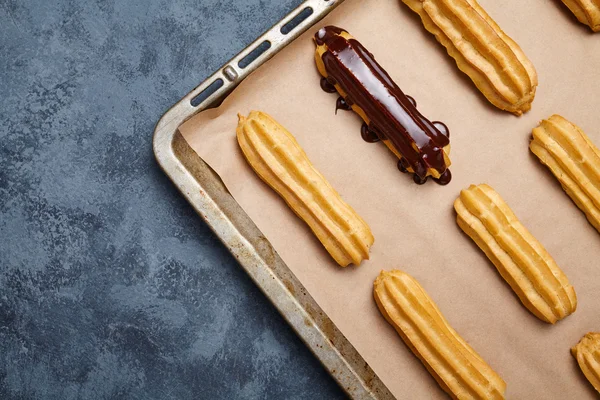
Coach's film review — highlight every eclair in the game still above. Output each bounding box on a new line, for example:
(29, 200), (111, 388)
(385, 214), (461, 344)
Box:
(560, 0), (600, 32)
(530, 115), (600, 234)
(374, 270), (506, 399)
(572, 333), (600, 393)
(314, 26), (452, 185)
(400, 0), (538, 115)
(237, 111), (374, 267)
(454, 184), (577, 324)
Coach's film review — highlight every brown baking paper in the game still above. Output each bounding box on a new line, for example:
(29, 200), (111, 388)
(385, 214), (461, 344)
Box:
(180, 0), (600, 398)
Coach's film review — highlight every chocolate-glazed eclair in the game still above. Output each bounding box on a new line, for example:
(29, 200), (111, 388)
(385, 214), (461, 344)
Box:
(314, 26), (452, 185)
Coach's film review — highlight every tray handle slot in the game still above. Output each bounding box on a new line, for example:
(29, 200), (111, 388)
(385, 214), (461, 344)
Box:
(238, 40), (272, 69)
(190, 78), (224, 107)
(281, 6), (315, 35)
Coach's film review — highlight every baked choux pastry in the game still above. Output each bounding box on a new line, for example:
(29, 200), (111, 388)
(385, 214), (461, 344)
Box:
(454, 184), (577, 323)
(237, 111), (374, 267)
(374, 269), (506, 399)
(530, 115), (600, 234)
(560, 0), (600, 32)
(400, 0), (538, 115)
(572, 332), (600, 393)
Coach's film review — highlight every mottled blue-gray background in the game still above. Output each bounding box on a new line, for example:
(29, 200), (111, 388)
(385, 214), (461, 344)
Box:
(0, 0), (346, 398)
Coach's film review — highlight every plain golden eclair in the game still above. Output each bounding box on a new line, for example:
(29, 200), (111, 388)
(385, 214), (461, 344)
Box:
(560, 0), (600, 32)
(400, 0), (538, 115)
(530, 115), (600, 234)
(236, 111), (374, 267)
(572, 332), (600, 393)
(454, 184), (577, 323)
(374, 270), (506, 400)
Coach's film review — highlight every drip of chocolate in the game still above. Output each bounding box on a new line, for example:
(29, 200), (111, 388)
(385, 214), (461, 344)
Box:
(361, 123), (380, 143)
(320, 77), (337, 93)
(335, 97), (352, 113)
(397, 158), (409, 173)
(435, 169), (452, 186)
(315, 26), (451, 185)
(399, 159), (451, 185)
(413, 174), (428, 185)
(433, 121), (449, 138)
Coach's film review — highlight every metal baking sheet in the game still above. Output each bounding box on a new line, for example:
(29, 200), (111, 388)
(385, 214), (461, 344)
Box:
(153, 0), (393, 398)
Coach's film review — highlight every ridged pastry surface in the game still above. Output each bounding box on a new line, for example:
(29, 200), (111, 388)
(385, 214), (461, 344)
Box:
(561, 0), (600, 32)
(530, 114), (600, 234)
(236, 111), (374, 267)
(454, 184), (577, 324)
(400, 0), (538, 115)
(572, 332), (600, 393)
(374, 270), (506, 400)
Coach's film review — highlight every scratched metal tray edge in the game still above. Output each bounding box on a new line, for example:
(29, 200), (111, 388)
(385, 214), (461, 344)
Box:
(152, 1), (394, 398)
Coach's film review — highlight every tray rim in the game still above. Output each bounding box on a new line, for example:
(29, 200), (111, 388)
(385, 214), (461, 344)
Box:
(153, 1), (394, 398)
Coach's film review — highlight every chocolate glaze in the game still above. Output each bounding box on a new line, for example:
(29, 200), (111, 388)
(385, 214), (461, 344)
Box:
(399, 155), (450, 184)
(335, 97), (352, 113)
(397, 158), (410, 173)
(361, 123), (380, 143)
(413, 174), (428, 185)
(433, 121), (449, 138)
(435, 169), (452, 186)
(320, 77), (337, 93)
(315, 26), (451, 184)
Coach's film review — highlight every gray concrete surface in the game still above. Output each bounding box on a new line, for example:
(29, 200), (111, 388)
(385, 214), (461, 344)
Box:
(0, 0), (346, 398)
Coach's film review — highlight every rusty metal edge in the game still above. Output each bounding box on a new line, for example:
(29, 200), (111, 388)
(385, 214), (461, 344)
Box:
(153, 1), (394, 398)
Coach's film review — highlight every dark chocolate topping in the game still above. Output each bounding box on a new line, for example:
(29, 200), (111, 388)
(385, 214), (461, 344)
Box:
(413, 174), (428, 185)
(315, 26), (450, 182)
(433, 121), (449, 138)
(335, 97), (352, 113)
(320, 77), (337, 93)
(315, 26), (345, 46)
(435, 169), (452, 186)
(397, 158), (410, 173)
(361, 123), (380, 143)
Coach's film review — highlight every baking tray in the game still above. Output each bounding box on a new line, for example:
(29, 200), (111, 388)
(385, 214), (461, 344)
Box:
(153, 0), (393, 398)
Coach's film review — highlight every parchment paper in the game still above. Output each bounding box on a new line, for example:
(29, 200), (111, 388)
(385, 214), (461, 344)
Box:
(180, 0), (600, 397)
